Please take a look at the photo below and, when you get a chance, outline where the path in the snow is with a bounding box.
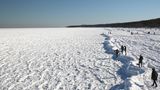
[0,28,121,90]
[102,33,145,90]
[104,28,160,90]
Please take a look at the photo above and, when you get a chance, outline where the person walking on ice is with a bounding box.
[121,45,124,54]
[114,49,120,58]
[138,55,143,67]
[124,46,127,55]
[151,67,158,87]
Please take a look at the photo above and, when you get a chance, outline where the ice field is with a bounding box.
[0,28,160,90]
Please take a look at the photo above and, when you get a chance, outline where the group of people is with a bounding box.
[121,45,127,55]
[131,31,156,35]
[147,31,156,34]
[114,46,158,87]
[114,45,127,58]
[137,55,158,87]
[108,31,112,34]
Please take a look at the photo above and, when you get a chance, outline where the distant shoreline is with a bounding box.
[67,18,160,28]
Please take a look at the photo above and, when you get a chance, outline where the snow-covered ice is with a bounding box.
[0,28,160,90]
[104,28,160,90]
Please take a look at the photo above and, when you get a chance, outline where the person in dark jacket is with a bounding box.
[154,32,155,35]
[138,55,143,67]
[121,45,124,54]
[124,46,127,55]
[151,68,158,87]
[114,49,119,58]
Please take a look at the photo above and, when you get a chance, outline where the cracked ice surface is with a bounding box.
[0,28,121,90]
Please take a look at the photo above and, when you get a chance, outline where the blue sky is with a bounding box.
[0,0,160,27]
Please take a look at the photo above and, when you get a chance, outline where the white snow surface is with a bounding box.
[0,28,159,90]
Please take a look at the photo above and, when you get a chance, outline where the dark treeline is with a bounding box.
[67,18,160,28]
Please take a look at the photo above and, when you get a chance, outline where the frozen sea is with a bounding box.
[0,28,160,90]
